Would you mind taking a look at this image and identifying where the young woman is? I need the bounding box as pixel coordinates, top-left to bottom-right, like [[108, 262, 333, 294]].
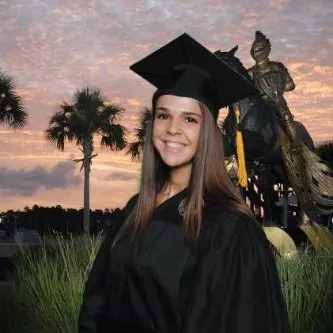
[[78, 33, 291, 333]]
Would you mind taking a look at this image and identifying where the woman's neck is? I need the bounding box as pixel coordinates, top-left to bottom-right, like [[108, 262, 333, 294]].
[[164, 164, 192, 197]]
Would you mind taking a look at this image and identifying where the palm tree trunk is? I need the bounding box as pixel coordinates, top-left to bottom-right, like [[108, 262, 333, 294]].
[[82, 138, 93, 235]]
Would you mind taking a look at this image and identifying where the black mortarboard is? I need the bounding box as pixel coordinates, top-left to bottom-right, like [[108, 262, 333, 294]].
[[130, 33, 257, 119]]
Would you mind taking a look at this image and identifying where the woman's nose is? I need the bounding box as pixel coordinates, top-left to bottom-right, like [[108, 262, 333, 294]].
[[166, 118, 181, 135]]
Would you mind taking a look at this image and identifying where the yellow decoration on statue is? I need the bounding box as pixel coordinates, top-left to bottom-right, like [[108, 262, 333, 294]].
[[235, 107, 248, 187]]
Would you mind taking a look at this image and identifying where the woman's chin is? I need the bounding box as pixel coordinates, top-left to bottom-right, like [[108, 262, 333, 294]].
[[161, 157, 192, 169]]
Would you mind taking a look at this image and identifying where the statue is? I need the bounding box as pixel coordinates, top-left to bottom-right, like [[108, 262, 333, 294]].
[[247, 31, 333, 220], [217, 32, 333, 225], [248, 31, 299, 151]]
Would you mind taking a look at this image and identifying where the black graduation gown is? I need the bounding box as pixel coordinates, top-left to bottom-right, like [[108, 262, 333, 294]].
[[78, 190, 291, 333]]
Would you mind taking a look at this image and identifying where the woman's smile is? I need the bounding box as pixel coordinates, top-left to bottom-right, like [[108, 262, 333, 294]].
[[164, 140, 187, 150]]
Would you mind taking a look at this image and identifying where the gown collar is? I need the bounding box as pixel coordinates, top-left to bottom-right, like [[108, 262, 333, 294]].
[[153, 187, 188, 223]]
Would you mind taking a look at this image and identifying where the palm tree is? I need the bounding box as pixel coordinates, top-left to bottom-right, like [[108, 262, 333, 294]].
[[126, 107, 152, 161], [46, 87, 127, 234], [0, 71, 28, 128]]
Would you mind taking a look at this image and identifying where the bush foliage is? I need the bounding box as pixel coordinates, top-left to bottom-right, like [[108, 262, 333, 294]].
[[1, 235, 332, 333]]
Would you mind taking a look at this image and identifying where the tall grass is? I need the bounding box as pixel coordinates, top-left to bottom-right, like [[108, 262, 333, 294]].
[[3, 235, 102, 333], [2, 234, 333, 333], [277, 248, 333, 333]]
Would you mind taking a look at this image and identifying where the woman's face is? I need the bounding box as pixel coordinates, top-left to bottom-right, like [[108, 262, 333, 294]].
[[153, 95, 202, 169]]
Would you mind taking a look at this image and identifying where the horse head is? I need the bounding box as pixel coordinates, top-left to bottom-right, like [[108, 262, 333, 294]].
[[215, 46, 253, 82]]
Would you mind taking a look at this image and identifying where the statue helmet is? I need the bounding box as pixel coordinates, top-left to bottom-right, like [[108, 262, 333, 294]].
[[251, 31, 271, 58]]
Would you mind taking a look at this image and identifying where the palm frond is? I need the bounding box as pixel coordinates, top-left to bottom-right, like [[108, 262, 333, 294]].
[[100, 124, 127, 151], [98, 104, 125, 123], [0, 71, 28, 128], [0, 72, 14, 90], [45, 127, 66, 151], [46, 105, 79, 150], [126, 141, 143, 161], [139, 107, 152, 126], [125, 107, 152, 161], [74, 87, 104, 106], [73, 87, 104, 124], [59, 102, 75, 115]]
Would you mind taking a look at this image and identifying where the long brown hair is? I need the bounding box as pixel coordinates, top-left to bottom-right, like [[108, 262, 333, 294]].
[[113, 100, 252, 246]]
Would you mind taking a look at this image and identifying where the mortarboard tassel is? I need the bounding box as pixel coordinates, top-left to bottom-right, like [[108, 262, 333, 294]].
[[234, 106, 248, 187]]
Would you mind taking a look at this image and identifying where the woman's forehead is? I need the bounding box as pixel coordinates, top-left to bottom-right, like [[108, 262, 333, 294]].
[[155, 95, 202, 115]]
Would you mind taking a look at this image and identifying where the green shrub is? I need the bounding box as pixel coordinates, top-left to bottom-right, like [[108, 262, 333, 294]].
[[8, 235, 101, 333]]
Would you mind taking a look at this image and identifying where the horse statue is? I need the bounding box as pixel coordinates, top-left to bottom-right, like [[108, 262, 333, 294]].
[[216, 31, 333, 227]]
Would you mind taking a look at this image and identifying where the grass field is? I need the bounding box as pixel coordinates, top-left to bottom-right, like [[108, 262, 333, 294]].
[[0, 234, 332, 333]]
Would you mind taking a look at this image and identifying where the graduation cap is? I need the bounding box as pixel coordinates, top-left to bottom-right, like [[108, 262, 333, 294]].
[[130, 33, 257, 119]]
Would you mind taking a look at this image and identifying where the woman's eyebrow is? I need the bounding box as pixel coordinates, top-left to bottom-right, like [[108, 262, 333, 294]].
[[182, 111, 202, 118], [156, 107, 201, 117], [155, 107, 169, 112]]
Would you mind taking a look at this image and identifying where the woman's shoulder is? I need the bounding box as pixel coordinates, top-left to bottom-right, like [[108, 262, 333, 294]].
[[201, 209, 269, 253], [205, 207, 259, 229]]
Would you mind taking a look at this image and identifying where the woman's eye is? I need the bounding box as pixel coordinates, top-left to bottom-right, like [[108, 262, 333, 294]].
[[185, 116, 198, 123], [156, 113, 168, 120]]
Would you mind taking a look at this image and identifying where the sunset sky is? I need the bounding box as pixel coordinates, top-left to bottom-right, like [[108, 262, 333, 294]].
[[1, 0, 332, 212]]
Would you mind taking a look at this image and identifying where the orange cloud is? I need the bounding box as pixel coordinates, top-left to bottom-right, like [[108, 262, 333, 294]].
[[127, 98, 141, 107]]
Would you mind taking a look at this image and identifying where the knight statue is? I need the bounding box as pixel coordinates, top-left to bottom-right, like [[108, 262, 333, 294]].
[[218, 31, 333, 226], [248, 31, 299, 151]]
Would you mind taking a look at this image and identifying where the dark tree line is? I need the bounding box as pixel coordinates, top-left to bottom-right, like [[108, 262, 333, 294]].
[[315, 140, 333, 167], [0, 205, 122, 237]]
